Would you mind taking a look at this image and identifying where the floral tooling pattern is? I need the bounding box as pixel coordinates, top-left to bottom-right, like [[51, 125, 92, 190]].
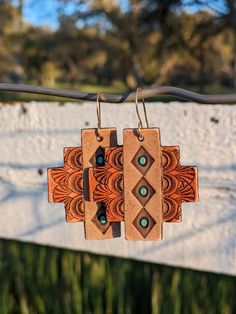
[[48, 146, 198, 224], [161, 146, 198, 222], [88, 146, 124, 221], [48, 147, 84, 222]]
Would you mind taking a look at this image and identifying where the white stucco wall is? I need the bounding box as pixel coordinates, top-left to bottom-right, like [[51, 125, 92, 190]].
[[0, 101, 235, 275]]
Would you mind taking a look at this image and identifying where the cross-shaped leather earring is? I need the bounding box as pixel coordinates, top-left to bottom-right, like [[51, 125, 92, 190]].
[[48, 88, 199, 240]]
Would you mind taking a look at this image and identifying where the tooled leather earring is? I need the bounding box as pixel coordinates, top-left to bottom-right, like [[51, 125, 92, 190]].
[[48, 88, 199, 240], [48, 94, 121, 239], [122, 88, 199, 240]]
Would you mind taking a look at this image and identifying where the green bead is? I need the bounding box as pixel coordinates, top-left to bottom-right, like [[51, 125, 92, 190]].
[[96, 155, 104, 165], [139, 186, 148, 196], [99, 215, 107, 225], [140, 218, 149, 228], [138, 156, 147, 166]]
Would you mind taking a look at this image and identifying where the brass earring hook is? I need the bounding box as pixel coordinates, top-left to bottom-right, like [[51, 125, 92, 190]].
[[96, 93, 103, 141], [135, 87, 149, 141]]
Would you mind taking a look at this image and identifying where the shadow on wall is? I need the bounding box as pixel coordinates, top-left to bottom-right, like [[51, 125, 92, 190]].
[[0, 160, 235, 248]]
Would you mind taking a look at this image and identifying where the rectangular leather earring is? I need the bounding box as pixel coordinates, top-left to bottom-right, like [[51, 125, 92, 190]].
[[122, 89, 163, 240], [123, 128, 163, 240], [48, 94, 121, 239], [104, 88, 199, 240], [82, 94, 121, 239]]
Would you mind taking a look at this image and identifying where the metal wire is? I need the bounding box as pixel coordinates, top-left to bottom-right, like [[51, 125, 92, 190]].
[[96, 93, 103, 141], [135, 87, 149, 129], [0, 83, 236, 104], [135, 87, 150, 141]]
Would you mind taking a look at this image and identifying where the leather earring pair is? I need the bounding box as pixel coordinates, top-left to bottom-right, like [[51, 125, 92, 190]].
[[48, 88, 199, 240]]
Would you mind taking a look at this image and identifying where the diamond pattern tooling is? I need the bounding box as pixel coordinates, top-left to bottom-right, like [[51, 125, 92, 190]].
[[132, 208, 156, 238], [132, 176, 156, 206], [131, 146, 154, 175], [48, 128, 199, 240], [91, 203, 111, 234]]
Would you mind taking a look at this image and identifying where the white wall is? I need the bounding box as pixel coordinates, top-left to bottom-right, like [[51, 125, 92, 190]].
[[0, 101, 235, 275]]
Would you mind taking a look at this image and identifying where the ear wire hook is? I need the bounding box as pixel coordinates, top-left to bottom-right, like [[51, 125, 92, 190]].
[[96, 93, 103, 141], [135, 87, 149, 141]]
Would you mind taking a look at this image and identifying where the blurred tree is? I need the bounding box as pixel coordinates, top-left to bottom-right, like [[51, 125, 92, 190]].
[[0, 0, 235, 91], [186, 0, 236, 87], [54, 21, 108, 84], [0, 1, 23, 83], [162, 11, 223, 92], [219, 0, 236, 87], [57, 0, 182, 88], [21, 26, 56, 85]]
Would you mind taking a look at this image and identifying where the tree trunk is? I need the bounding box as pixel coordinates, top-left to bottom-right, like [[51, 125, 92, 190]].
[[227, 0, 236, 87], [198, 50, 205, 93], [131, 54, 142, 87], [231, 35, 236, 88]]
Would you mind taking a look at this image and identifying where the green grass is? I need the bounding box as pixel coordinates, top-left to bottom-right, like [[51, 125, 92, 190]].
[[0, 239, 235, 314]]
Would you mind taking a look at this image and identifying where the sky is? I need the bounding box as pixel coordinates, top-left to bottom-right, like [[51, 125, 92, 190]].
[[19, 0, 227, 29], [22, 0, 74, 29]]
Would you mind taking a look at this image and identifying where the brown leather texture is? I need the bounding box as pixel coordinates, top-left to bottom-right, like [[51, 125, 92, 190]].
[[47, 147, 84, 222], [84, 145, 199, 225], [48, 128, 199, 240], [88, 146, 124, 221], [161, 146, 199, 222], [81, 128, 121, 240], [123, 128, 163, 240]]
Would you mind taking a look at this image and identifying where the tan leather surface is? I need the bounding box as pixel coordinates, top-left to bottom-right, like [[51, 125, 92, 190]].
[[81, 128, 121, 239], [48, 129, 199, 240], [123, 128, 163, 240]]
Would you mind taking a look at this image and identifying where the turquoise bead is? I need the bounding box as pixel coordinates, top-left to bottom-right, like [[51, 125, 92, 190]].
[[96, 155, 104, 165], [139, 186, 148, 196], [138, 156, 147, 166], [99, 215, 107, 225], [140, 218, 148, 228]]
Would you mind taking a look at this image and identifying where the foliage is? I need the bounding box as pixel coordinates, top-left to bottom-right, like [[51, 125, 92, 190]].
[[0, 239, 235, 314], [0, 1, 236, 92]]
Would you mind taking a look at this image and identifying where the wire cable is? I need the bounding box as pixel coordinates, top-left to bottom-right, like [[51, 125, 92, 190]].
[[0, 83, 236, 104]]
